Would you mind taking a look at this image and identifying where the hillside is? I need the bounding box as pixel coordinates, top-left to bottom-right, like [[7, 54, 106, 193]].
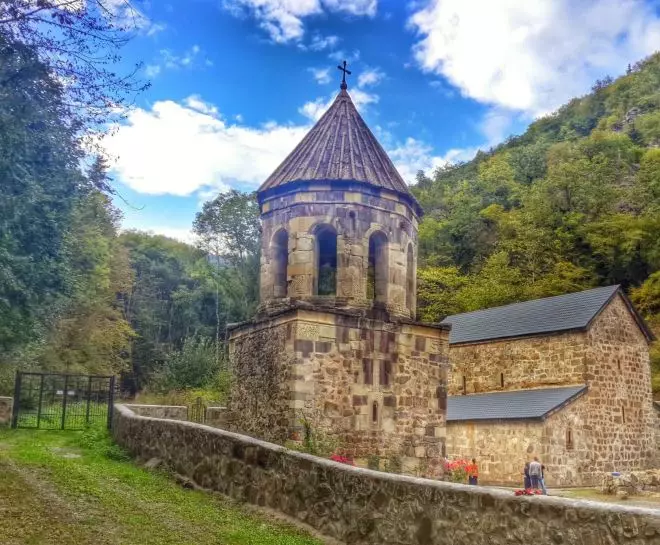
[[412, 53, 660, 390]]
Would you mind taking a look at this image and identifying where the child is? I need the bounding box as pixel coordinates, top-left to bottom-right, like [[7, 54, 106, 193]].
[[468, 458, 479, 485]]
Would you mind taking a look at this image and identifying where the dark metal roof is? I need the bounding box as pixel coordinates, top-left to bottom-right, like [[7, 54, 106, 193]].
[[258, 88, 416, 200], [440, 285, 653, 345], [447, 385, 587, 422]]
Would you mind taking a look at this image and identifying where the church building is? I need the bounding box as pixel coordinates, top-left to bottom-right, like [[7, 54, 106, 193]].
[[442, 285, 657, 487], [227, 66, 450, 472]]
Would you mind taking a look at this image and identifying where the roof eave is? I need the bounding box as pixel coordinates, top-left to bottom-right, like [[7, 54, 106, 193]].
[[257, 178, 424, 218]]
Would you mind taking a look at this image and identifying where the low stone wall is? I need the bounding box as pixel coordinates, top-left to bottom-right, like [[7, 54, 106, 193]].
[[123, 404, 188, 421], [206, 406, 229, 428], [112, 404, 660, 545], [0, 397, 12, 426]]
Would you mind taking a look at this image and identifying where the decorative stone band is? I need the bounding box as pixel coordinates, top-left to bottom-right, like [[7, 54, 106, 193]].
[[112, 404, 660, 545]]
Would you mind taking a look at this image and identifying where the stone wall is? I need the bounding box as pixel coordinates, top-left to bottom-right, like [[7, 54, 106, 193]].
[[584, 294, 656, 473], [0, 396, 12, 426], [206, 407, 229, 428], [228, 305, 450, 470], [447, 330, 587, 395], [113, 404, 660, 545], [446, 394, 593, 487], [259, 181, 418, 319], [123, 404, 188, 421]]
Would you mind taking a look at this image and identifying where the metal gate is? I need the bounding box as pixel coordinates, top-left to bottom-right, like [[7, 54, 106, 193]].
[[188, 397, 207, 423], [11, 372, 115, 430]]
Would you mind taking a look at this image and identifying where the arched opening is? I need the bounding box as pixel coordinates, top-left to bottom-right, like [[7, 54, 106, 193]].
[[272, 229, 288, 298], [372, 401, 378, 424], [406, 243, 415, 313], [315, 225, 337, 296], [367, 231, 388, 302], [500, 373, 504, 388], [462, 375, 467, 395], [566, 428, 574, 450]]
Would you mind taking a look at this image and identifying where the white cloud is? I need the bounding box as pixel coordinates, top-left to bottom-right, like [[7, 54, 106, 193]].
[[103, 97, 309, 196], [146, 45, 211, 77], [388, 137, 449, 183], [308, 67, 332, 84], [328, 48, 360, 62], [224, 0, 377, 43], [409, 0, 660, 116], [184, 95, 219, 116], [299, 86, 379, 121], [357, 66, 385, 87], [307, 34, 340, 51], [145, 64, 161, 77]]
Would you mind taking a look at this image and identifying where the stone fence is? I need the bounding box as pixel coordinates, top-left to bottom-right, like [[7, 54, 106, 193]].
[[0, 397, 12, 426], [112, 404, 660, 545], [122, 404, 188, 421]]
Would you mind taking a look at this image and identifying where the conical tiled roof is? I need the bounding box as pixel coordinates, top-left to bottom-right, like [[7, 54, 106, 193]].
[[259, 89, 415, 199]]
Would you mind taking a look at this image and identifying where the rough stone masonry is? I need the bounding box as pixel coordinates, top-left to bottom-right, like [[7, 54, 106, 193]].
[[113, 404, 660, 545]]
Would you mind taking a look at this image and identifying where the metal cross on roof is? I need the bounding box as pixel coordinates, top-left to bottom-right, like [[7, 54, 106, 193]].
[[337, 60, 351, 90]]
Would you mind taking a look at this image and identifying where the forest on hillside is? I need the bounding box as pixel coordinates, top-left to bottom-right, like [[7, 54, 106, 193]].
[[1, 2, 660, 398], [411, 56, 660, 390]]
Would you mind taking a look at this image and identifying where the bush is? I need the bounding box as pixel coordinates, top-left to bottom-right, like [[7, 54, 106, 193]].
[[154, 337, 220, 391]]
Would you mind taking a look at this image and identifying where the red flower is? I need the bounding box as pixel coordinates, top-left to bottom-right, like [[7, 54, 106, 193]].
[[330, 453, 355, 466]]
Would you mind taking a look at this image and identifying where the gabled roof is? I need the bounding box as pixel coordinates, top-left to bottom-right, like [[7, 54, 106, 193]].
[[258, 88, 418, 205], [441, 285, 654, 345], [447, 385, 587, 422]]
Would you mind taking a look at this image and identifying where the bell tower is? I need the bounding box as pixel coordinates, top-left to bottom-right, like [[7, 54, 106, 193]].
[[228, 65, 450, 475], [257, 83, 422, 319]]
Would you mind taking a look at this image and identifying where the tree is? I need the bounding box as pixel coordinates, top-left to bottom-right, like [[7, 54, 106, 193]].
[[0, 0, 149, 127], [193, 190, 261, 363]]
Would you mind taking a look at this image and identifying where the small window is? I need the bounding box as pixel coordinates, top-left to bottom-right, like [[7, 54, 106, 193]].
[[500, 373, 504, 388], [462, 375, 467, 395], [380, 360, 391, 387], [372, 401, 378, 423], [367, 231, 388, 302], [315, 225, 337, 296], [566, 428, 574, 450], [622, 405, 626, 423], [363, 360, 373, 385], [617, 359, 621, 372]]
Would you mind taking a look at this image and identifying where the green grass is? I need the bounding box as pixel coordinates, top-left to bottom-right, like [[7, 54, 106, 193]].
[[0, 427, 323, 545]]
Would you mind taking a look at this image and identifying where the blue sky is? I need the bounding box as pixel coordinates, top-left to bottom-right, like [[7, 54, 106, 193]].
[[105, 0, 660, 242]]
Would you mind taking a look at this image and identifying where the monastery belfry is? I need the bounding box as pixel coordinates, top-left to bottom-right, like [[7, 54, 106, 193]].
[[227, 63, 450, 471]]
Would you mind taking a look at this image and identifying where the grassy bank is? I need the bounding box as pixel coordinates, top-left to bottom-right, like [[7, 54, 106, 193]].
[[0, 427, 322, 545]]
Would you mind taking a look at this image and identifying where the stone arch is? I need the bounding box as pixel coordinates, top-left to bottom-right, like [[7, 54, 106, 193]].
[[313, 224, 337, 296], [271, 228, 288, 298], [405, 242, 415, 314], [367, 230, 388, 303]]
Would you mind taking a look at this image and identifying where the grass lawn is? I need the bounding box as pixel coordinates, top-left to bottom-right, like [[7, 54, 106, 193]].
[[0, 427, 324, 545]]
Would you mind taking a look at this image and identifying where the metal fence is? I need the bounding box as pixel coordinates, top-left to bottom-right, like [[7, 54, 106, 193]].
[[11, 372, 115, 430], [188, 397, 207, 424]]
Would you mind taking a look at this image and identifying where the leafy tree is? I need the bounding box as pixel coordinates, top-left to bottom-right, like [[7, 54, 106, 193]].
[[193, 190, 261, 356], [0, 0, 149, 126]]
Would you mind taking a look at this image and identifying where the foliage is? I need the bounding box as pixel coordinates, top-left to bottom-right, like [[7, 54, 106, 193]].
[[367, 454, 381, 470], [286, 413, 340, 458], [384, 455, 402, 474], [0, 428, 322, 545], [154, 336, 220, 391], [0, 0, 149, 128], [443, 459, 469, 483], [329, 453, 355, 465], [413, 53, 660, 389]]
